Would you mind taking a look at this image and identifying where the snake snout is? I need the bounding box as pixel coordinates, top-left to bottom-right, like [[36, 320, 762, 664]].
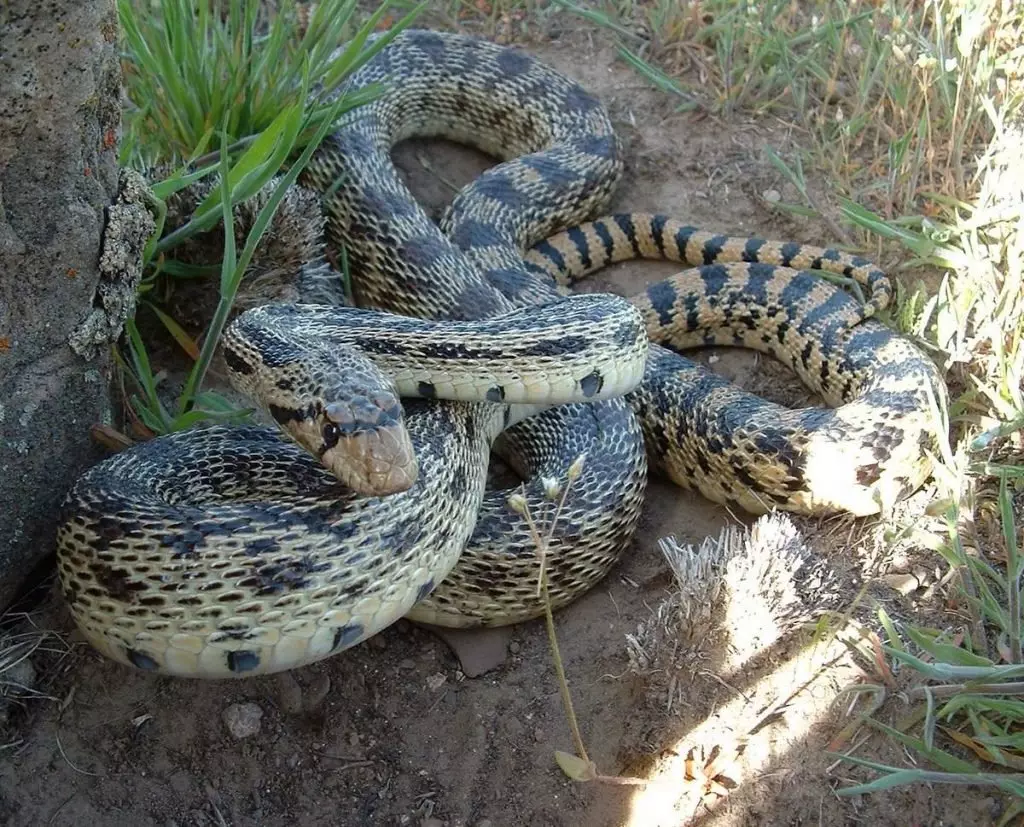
[[320, 394, 419, 497]]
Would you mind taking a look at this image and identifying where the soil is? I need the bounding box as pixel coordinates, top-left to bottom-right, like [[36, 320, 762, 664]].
[[0, 23, 1004, 827]]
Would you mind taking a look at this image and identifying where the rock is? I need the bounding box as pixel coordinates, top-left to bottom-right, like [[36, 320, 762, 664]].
[[2, 656, 36, 692], [223, 702, 264, 739], [0, 0, 129, 610], [878, 572, 922, 595], [419, 624, 512, 677], [0, 649, 37, 724]]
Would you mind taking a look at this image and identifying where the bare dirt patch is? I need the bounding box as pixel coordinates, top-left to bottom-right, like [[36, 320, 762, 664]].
[[0, 26, 997, 827]]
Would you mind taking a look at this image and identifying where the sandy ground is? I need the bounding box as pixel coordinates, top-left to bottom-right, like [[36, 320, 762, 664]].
[[0, 25, 1003, 827]]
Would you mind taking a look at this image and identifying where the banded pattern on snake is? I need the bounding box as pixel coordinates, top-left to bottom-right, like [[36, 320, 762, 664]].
[[56, 29, 947, 678]]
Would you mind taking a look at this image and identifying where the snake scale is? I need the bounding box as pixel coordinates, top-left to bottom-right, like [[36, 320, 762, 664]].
[[56, 29, 948, 678]]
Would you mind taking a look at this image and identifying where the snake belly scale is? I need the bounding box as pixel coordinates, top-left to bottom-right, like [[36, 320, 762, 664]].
[[56, 29, 947, 678]]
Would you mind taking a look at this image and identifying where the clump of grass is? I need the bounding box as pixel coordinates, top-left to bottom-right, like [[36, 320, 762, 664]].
[[112, 0, 425, 435]]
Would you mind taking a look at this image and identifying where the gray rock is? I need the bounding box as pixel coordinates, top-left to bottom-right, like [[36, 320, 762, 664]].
[[222, 702, 264, 739], [0, 0, 127, 609]]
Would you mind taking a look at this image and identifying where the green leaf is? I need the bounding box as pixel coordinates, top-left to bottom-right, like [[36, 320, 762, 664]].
[[144, 301, 200, 361], [905, 626, 994, 668]]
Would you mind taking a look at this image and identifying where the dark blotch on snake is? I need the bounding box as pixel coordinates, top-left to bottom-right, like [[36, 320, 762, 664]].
[[416, 579, 436, 602], [269, 403, 304, 425], [702, 235, 728, 264], [649, 214, 668, 257], [580, 370, 603, 398], [473, 173, 531, 209], [566, 227, 591, 269], [530, 239, 565, 273], [521, 154, 579, 188], [408, 29, 447, 61], [223, 348, 254, 376], [563, 85, 602, 114], [90, 562, 145, 602], [332, 622, 365, 651], [520, 335, 588, 357], [486, 386, 505, 403], [699, 263, 730, 297], [612, 214, 641, 256], [417, 381, 437, 399], [399, 234, 449, 267], [126, 648, 159, 671], [496, 47, 532, 76], [450, 218, 505, 251], [593, 219, 615, 261], [672, 224, 698, 260], [243, 536, 280, 556], [743, 238, 766, 262], [645, 280, 677, 328], [779, 242, 802, 267], [227, 650, 261, 673]]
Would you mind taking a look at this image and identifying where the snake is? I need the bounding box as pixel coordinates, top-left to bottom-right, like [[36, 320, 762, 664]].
[[56, 28, 948, 678]]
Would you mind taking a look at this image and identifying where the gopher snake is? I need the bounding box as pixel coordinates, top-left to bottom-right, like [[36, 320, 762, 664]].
[[56, 29, 947, 678]]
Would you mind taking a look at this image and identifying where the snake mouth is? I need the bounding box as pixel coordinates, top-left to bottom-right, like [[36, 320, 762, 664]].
[[322, 423, 419, 497]]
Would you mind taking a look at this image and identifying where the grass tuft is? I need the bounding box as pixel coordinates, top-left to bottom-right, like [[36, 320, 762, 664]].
[[113, 0, 425, 435]]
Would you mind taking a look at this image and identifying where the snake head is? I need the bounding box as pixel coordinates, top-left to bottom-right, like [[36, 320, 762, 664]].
[[223, 310, 419, 497], [315, 391, 419, 497]]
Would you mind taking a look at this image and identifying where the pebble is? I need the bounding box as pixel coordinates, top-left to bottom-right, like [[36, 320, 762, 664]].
[[399, 658, 416, 670], [508, 641, 521, 655], [274, 673, 303, 716], [878, 572, 921, 595], [4, 657, 36, 690], [223, 702, 263, 739], [0, 656, 37, 724]]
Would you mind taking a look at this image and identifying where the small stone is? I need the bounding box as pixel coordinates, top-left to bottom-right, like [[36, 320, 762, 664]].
[[3, 657, 36, 690], [878, 573, 921, 595], [369, 634, 388, 650], [426, 672, 447, 691], [223, 702, 263, 739], [0, 657, 37, 724], [274, 673, 303, 716], [508, 641, 521, 654], [762, 189, 781, 203], [399, 658, 416, 670], [534, 728, 545, 743], [305, 673, 332, 710]]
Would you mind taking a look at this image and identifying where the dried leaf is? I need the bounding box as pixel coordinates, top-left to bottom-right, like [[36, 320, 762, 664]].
[[555, 751, 597, 782]]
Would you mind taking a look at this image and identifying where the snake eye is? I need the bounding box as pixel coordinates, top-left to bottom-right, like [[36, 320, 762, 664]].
[[322, 422, 342, 450]]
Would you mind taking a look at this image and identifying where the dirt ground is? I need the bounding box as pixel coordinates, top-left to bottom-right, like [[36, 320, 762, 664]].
[[0, 24, 1005, 827]]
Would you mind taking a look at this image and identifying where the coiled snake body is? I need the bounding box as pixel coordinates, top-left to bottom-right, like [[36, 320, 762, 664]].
[[57, 30, 947, 678]]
